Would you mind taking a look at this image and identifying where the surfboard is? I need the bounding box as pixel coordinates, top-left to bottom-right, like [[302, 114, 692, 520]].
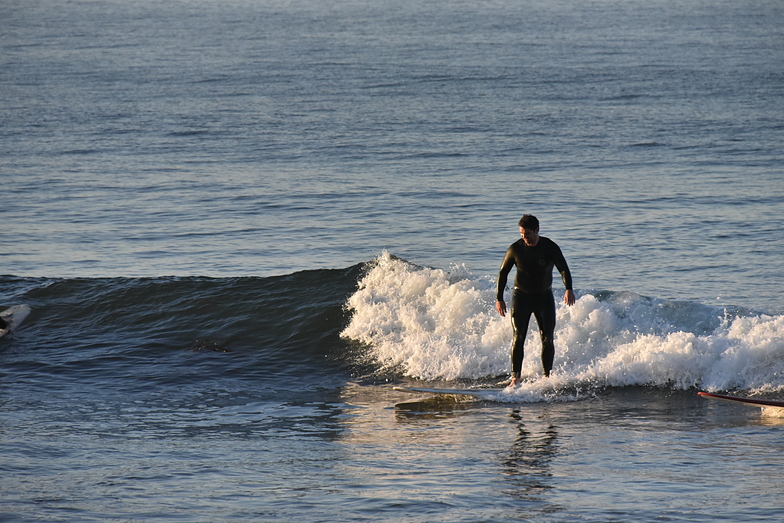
[[0, 305, 31, 338], [394, 386, 506, 398], [697, 391, 784, 409]]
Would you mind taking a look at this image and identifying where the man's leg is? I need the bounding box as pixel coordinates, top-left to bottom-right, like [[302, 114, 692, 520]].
[[510, 293, 533, 384], [534, 291, 557, 377]]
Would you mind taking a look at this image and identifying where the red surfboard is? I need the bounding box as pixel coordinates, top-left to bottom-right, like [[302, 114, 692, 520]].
[[698, 392, 784, 408]]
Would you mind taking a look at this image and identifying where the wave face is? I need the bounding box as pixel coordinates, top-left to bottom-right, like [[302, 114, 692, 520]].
[[341, 253, 784, 400], [0, 266, 365, 395]]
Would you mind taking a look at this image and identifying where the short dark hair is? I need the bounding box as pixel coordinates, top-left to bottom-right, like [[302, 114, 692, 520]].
[[518, 214, 539, 230]]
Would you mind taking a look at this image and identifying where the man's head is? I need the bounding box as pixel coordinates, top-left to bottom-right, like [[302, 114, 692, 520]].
[[518, 214, 539, 231], [518, 214, 540, 247]]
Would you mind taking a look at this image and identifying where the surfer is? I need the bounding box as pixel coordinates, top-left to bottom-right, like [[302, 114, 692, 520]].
[[496, 214, 575, 385]]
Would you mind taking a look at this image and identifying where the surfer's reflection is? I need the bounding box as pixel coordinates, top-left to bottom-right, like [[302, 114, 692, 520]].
[[502, 409, 558, 503]]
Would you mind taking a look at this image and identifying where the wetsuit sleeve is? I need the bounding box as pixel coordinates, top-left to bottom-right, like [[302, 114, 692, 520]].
[[496, 246, 515, 301], [553, 244, 573, 291]]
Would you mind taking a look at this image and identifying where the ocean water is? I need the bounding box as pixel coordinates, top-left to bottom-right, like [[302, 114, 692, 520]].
[[2, 0, 784, 521]]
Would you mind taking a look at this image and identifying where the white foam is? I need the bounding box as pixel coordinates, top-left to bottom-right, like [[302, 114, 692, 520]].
[[341, 253, 784, 395]]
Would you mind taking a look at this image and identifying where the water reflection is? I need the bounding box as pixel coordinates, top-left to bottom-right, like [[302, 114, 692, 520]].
[[502, 409, 559, 506], [394, 395, 475, 422]]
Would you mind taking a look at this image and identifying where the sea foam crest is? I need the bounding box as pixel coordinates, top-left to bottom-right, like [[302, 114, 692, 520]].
[[341, 253, 784, 394], [341, 252, 508, 380]]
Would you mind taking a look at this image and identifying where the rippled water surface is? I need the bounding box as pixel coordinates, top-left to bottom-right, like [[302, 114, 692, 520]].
[[2, 0, 783, 520]]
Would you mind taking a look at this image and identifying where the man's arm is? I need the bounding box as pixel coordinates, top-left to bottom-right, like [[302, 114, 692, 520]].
[[496, 247, 515, 317], [553, 243, 575, 306]]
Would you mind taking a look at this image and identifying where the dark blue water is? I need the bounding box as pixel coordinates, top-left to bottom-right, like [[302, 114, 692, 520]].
[[2, 0, 784, 520]]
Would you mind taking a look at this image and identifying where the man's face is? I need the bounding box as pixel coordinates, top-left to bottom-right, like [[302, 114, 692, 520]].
[[519, 226, 539, 247]]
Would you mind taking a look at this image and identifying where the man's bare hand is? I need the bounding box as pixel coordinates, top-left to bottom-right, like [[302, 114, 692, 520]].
[[564, 289, 575, 306], [496, 300, 507, 317]]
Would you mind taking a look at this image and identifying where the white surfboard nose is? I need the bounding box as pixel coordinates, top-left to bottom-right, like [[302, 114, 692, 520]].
[[0, 304, 31, 337]]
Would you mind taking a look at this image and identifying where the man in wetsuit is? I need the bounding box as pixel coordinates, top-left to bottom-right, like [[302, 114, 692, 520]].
[[496, 215, 575, 385]]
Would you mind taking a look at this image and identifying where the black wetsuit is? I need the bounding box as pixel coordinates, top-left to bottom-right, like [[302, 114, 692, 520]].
[[497, 236, 572, 377]]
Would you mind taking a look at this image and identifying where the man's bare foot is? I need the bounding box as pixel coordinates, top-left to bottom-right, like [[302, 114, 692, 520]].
[[507, 376, 522, 388]]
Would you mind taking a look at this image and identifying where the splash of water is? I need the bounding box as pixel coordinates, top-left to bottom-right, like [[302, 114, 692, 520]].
[[342, 253, 784, 398]]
